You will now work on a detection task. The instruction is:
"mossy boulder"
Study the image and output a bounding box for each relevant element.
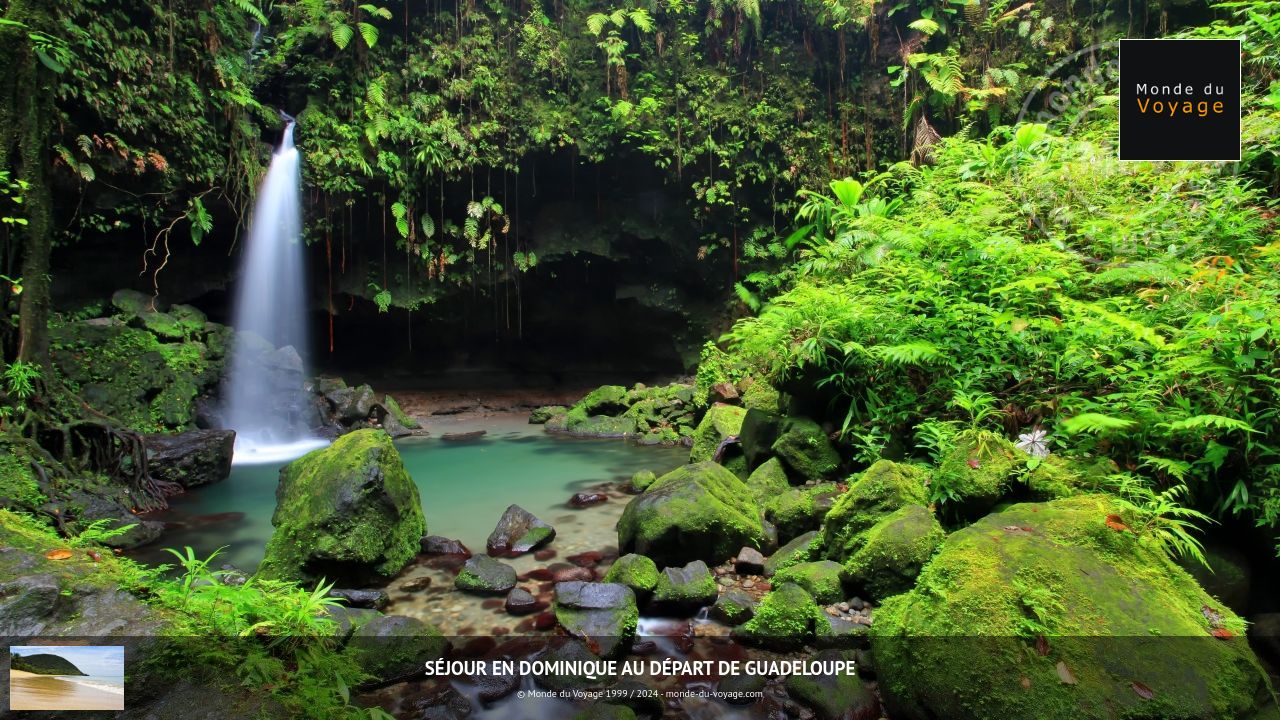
[784,650,877,720]
[737,582,820,650]
[575,385,629,416]
[934,430,1022,514]
[529,405,568,424]
[344,615,446,681]
[843,504,944,599]
[871,495,1278,720]
[1023,454,1118,501]
[712,589,758,625]
[564,415,638,438]
[258,430,425,584]
[554,581,638,658]
[111,288,154,315]
[629,470,657,492]
[689,404,747,463]
[651,560,718,614]
[766,483,841,542]
[773,560,849,605]
[617,461,765,567]
[382,394,420,430]
[821,460,928,564]
[745,457,791,501]
[455,555,518,594]
[739,377,781,413]
[1179,543,1252,614]
[740,409,783,470]
[771,417,840,482]
[602,554,659,597]
[765,530,821,577]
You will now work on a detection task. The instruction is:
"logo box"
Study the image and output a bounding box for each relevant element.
[1119,38,1241,161]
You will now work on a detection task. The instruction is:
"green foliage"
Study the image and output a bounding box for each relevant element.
[724,107,1280,553]
[1104,475,1214,569]
[67,519,137,548]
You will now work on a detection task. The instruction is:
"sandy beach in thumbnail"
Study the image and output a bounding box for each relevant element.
[9,669,124,711]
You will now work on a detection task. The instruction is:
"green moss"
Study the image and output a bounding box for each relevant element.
[933,430,1021,512]
[746,456,791,499]
[765,530,821,576]
[602,553,660,594]
[617,461,765,566]
[629,470,657,492]
[842,504,944,599]
[870,495,1276,720]
[528,405,568,424]
[773,560,849,604]
[738,582,820,649]
[382,394,420,429]
[783,650,873,720]
[689,404,747,463]
[766,483,840,541]
[344,615,447,680]
[821,460,929,563]
[739,376,781,412]
[573,703,637,720]
[258,430,426,583]
[0,442,46,511]
[771,417,840,482]
[652,560,718,607]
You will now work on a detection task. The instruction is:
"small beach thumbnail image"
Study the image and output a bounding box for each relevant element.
[9,645,125,711]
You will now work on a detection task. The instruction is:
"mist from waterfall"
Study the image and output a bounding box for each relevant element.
[222,122,327,464]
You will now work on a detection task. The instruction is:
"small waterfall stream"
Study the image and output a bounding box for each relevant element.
[221,122,327,464]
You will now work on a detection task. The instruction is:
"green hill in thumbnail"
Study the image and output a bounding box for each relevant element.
[11,653,87,676]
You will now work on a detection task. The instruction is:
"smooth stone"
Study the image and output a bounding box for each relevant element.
[735,546,766,575]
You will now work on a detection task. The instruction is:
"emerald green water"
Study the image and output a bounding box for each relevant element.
[139,414,686,572]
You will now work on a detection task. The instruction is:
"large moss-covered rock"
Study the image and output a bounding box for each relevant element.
[737,582,819,650]
[871,495,1278,720]
[554,581,638,658]
[773,560,849,604]
[771,417,840,482]
[933,430,1022,514]
[617,461,765,567]
[689,404,747,463]
[258,430,425,583]
[843,504,944,599]
[821,460,928,563]
[49,317,222,433]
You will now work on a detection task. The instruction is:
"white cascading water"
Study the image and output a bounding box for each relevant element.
[222,122,328,464]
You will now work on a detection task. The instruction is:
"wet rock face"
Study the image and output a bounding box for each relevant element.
[455,555,518,595]
[257,429,426,585]
[420,536,471,557]
[553,581,638,658]
[486,505,556,557]
[504,588,540,615]
[143,429,235,489]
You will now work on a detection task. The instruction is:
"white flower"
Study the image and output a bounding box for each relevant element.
[1015,428,1050,458]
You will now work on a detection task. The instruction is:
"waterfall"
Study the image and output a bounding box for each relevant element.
[221,122,327,464]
